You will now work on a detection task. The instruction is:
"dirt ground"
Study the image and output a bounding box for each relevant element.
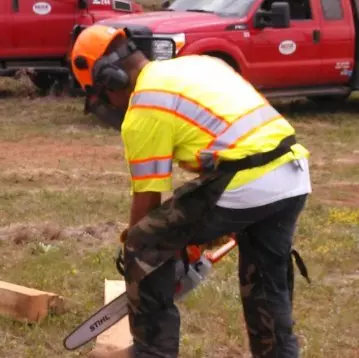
[0,139,124,170]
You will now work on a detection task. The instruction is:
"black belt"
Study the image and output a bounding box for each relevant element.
[216,135,297,173]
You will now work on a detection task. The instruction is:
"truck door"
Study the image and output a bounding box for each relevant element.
[11,0,77,58]
[317,0,355,85]
[0,1,13,58]
[246,0,322,89]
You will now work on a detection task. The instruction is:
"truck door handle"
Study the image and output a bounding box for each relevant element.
[12,0,19,12]
[313,29,321,43]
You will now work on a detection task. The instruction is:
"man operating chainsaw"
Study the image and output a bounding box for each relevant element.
[71,24,311,358]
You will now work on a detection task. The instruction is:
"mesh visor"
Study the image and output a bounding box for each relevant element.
[84,92,125,130]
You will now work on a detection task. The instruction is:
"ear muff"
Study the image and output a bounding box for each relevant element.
[92,39,138,92]
[93,61,129,92]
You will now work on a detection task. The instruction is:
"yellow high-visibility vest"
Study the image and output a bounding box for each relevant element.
[121,55,309,193]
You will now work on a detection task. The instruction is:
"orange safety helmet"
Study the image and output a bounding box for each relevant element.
[71,24,126,90]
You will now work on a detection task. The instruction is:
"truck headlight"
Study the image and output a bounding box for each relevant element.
[152,33,186,60]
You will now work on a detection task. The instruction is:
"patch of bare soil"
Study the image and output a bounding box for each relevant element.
[1,168,130,187]
[323,271,359,286]
[314,181,359,208]
[0,138,124,171]
[334,155,359,165]
[312,151,359,207]
[0,169,191,191]
[0,221,127,246]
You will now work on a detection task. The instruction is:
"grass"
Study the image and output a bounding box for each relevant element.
[0,187,131,226]
[0,76,359,357]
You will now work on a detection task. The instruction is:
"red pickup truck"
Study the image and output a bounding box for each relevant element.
[94,0,359,103]
[0,0,143,93]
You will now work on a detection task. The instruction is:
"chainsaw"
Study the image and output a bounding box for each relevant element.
[63,238,237,351]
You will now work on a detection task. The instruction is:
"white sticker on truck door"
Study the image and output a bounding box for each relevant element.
[33,2,52,15]
[92,0,111,4]
[278,40,296,55]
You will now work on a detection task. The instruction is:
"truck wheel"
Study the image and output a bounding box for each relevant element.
[67,75,85,97]
[307,93,351,105]
[28,72,56,95]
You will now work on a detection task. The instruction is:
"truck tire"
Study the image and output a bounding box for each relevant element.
[67,74,85,97]
[29,71,72,96]
[307,93,351,105]
[28,72,56,95]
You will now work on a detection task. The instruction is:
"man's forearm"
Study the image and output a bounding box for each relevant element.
[129,191,162,227]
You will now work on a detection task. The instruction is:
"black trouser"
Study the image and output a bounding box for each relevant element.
[130,194,308,357]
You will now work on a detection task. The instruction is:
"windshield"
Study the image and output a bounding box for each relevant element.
[168,0,256,17]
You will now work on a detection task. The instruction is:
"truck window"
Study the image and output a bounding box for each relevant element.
[320,0,344,20]
[261,0,312,20]
[169,0,256,17]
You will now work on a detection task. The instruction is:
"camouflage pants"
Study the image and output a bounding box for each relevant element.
[124,172,236,357]
[124,172,307,357]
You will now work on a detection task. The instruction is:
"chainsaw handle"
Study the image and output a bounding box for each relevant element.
[204,238,237,264]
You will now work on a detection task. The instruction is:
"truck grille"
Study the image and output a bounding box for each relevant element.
[100,21,154,60]
[112,0,132,11]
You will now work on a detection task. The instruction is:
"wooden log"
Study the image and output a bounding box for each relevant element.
[88,279,133,358]
[0,280,65,323]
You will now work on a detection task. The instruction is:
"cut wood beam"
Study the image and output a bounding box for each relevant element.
[88,279,133,358]
[0,280,65,323]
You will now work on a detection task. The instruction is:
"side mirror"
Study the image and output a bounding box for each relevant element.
[71,24,87,44]
[254,2,290,29]
[78,0,88,9]
[161,0,171,9]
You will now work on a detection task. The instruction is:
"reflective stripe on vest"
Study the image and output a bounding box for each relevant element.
[131,91,229,136]
[130,90,284,170]
[199,104,282,168]
[130,156,172,179]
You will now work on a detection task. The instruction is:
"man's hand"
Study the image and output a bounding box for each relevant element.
[119,228,128,244]
[178,161,202,174]
[115,192,161,276]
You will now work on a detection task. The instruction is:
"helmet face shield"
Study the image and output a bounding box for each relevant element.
[84,92,126,130]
